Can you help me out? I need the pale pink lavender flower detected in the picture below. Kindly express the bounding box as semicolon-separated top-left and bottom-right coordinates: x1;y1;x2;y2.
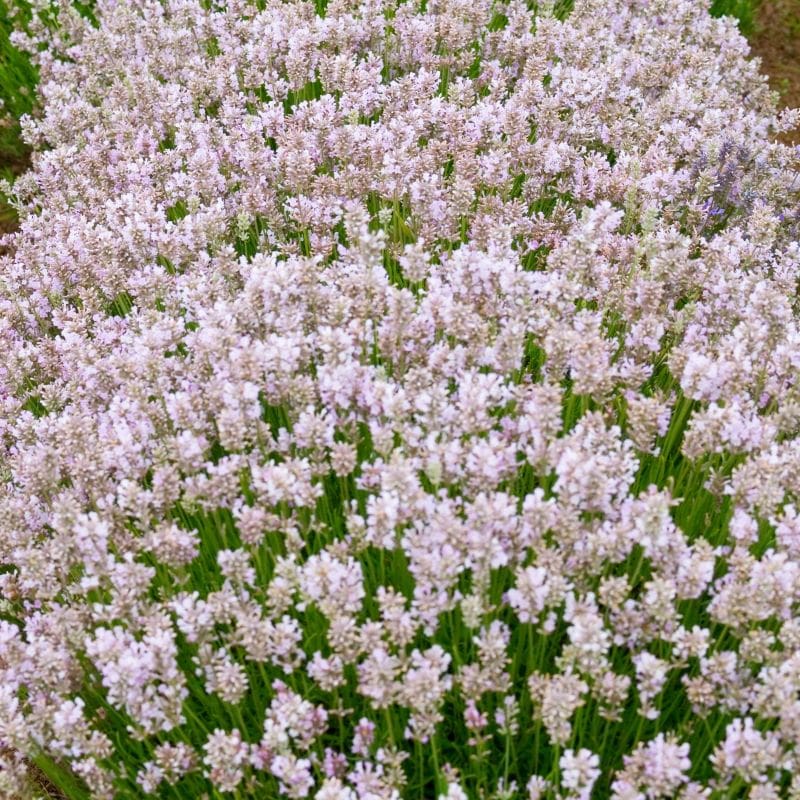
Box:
0;0;798;797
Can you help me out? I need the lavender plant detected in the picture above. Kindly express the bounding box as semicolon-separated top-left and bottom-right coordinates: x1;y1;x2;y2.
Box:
0;0;799;798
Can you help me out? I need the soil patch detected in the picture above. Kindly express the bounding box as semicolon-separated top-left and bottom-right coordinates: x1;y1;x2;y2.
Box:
0;149;29;230
750;0;800;142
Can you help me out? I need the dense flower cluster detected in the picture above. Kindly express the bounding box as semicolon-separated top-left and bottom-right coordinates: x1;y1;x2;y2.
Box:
1;0;799;797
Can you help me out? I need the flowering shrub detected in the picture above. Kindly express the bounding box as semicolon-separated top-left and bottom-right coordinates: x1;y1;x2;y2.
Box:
1;0;800;797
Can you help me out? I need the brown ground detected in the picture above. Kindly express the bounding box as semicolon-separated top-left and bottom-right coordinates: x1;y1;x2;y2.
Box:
750;0;800;142
0;149;29;247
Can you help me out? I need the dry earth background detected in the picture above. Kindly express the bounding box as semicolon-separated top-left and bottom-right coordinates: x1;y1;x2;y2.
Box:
752;0;800;130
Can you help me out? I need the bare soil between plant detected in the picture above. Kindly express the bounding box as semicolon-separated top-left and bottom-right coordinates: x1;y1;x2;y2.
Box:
751;0;800;141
